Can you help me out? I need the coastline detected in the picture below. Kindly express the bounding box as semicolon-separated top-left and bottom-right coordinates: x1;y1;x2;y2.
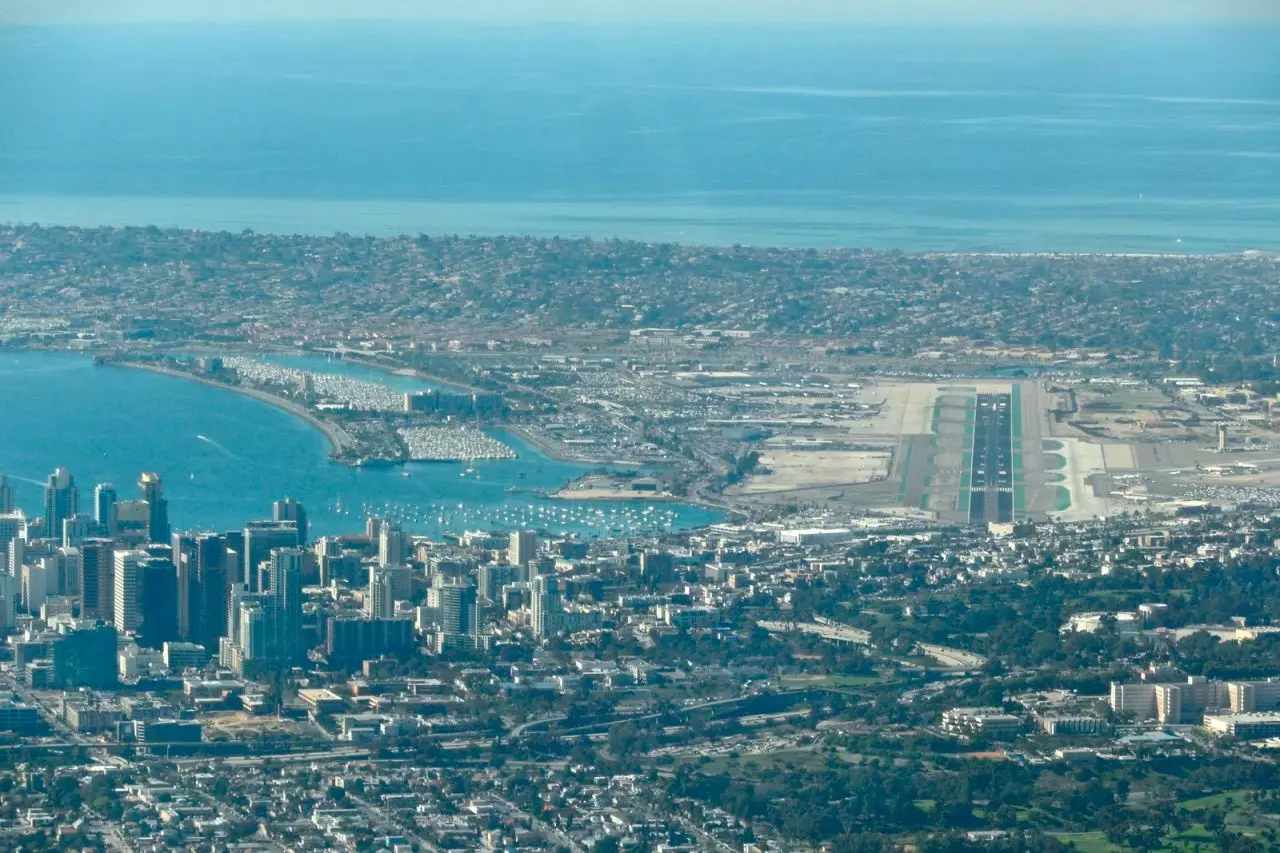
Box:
107;358;737;517
0;348;728;535
0;194;1274;256
502;425;644;468
112;360;357;460
112;361;639;469
502;425;593;465
547;490;681;503
509;428;737;515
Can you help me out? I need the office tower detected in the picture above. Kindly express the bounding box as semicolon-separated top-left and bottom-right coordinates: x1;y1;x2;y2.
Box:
221;584;250;667
438;579;478;646
112;549;148;634
272;497;308;545
78;539;114;621
194;533;228;650
315;536;342;560
324;549;363;587
43;468;78;544
0;511;27;576
50;623;118;689
326;615;414;665
141;541;173;561
55;546;81;597
222;532;245;611
32;550;76;603
478;563;518;603
137;556;178;649
0;573;14;633
640;551;676;588
368;565;395;619
163;641;208;672
93;483;118;536
0;475;12;514
8;537;25;585
529;574;561;639
378;520;406;568
174;533;228;646
173;534;197;643
113;500;151;547
223;529;244;566
21;561;48;612
242;520;299;591
387;564;413;601
265;548;305;665
555;538;590;560
315;536;342;585
111;550;178;649
219;549;304;674
238;599;268;663
138;473;170;543
365;516;381;542
509;531;537;575
61;514;93;548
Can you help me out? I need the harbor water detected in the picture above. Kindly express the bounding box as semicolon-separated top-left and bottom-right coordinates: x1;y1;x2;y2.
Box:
0;351;721;538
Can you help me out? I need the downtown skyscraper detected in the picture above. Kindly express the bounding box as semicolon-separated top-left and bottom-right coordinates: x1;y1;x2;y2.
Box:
437;577;478;650
242;520;300;592
93;483;118;537
272;497;308;545
264;547;305;666
138;472;170;543
222;547;305;674
113;549;178;649
43;468;78;542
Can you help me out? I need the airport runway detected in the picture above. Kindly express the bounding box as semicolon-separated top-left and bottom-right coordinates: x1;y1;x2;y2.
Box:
969;393;1013;524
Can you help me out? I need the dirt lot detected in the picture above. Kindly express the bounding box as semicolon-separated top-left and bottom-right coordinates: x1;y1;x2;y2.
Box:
730;449;892;495
202;711;314;740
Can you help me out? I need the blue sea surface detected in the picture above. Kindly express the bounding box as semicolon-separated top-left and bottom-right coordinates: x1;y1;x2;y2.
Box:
0;22;1277;250
0;351;720;537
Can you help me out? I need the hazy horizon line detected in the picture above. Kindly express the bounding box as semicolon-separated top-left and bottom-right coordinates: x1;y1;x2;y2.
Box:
4;18;1278;28
2;0;1278;27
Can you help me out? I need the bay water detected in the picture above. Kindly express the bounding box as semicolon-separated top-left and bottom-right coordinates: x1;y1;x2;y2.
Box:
0;351;721;537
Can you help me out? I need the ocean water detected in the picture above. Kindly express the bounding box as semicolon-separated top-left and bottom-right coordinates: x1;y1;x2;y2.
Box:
0;22;1278;251
0;351;721;537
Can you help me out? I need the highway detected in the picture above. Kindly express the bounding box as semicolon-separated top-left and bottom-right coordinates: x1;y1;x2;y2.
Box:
758;619;871;645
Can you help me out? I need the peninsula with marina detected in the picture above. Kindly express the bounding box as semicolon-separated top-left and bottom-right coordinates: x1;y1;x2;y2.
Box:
112;352;517;468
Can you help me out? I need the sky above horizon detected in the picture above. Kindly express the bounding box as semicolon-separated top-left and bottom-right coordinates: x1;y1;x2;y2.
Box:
1;0;1277;25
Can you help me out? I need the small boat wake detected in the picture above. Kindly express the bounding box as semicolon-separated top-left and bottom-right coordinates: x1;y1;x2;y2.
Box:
195;434;240;459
